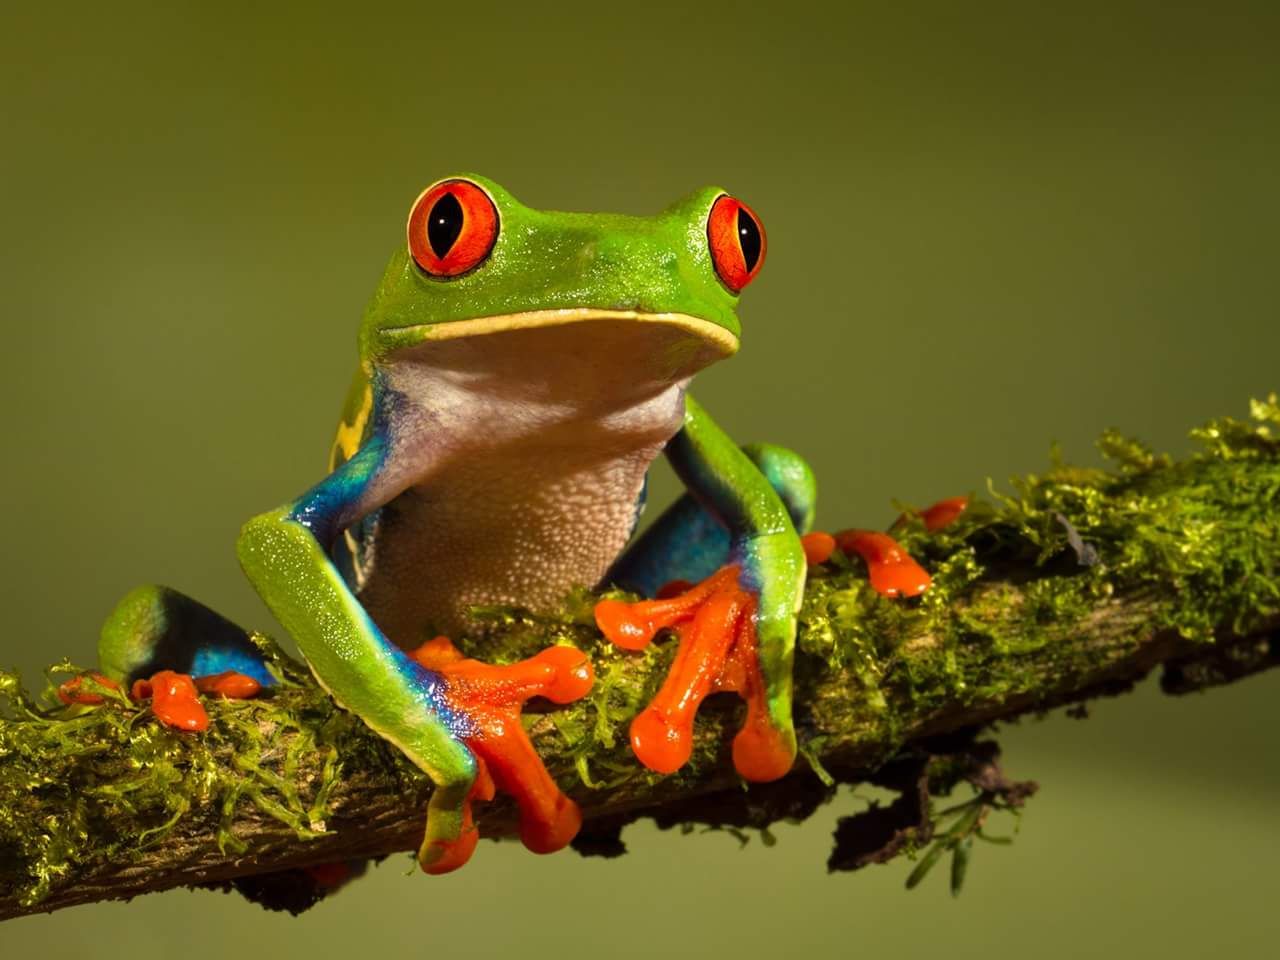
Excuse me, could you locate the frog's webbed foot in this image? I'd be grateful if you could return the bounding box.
[72,585,268,731]
[59,667,265,731]
[409,637,594,874]
[813,495,972,598]
[831,530,932,598]
[594,564,795,782]
[129,669,263,731]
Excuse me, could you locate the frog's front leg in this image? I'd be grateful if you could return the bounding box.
[595,395,807,782]
[236,431,590,873]
[605,441,816,597]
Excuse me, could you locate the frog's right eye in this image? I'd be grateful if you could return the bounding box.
[707,194,766,294]
[407,179,499,278]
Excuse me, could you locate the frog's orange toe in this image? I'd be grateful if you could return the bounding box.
[132,670,209,732]
[732,721,795,783]
[834,529,932,598]
[528,645,595,704]
[519,792,582,855]
[421,756,493,876]
[57,671,120,706]
[194,670,262,699]
[867,557,931,598]
[421,822,481,876]
[800,531,836,566]
[594,598,665,650]
[919,495,970,532]
[630,706,693,775]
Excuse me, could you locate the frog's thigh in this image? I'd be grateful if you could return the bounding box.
[99,585,273,686]
[607,443,815,596]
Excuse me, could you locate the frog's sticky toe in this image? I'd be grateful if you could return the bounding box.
[519,792,582,854]
[593,599,668,650]
[409,636,593,866]
[731,719,795,783]
[420,762,493,875]
[421,827,480,876]
[835,529,932,598]
[131,670,209,731]
[57,671,121,706]
[195,670,263,699]
[528,645,595,704]
[800,531,836,566]
[630,706,694,774]
[595,565,796,782]
[917,495,970,532]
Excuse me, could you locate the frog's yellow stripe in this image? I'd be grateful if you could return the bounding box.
[327,372,376,578]
[329,371,375,472]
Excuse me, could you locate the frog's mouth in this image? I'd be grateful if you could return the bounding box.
[378,308,738,383]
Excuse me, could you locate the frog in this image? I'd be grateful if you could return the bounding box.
[90,174,822,875]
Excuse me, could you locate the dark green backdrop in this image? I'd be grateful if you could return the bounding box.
[3,2,1278,956]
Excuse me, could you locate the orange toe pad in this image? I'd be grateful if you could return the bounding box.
[131,670,209,731]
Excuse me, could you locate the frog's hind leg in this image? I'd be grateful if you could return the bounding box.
[606,442,816,597]
[99,585,274,687]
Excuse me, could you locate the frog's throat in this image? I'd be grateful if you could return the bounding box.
[377,308,739,359]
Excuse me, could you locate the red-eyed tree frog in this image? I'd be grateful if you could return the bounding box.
[90,175,824,874]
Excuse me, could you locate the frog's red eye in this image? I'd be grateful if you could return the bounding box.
[407,179,499,278]
[707,195,766,293]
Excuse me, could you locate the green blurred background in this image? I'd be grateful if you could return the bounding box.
[2,2,1278,956]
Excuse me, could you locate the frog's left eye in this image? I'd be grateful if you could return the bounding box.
[707,195,766,293]
[407,179,499,278]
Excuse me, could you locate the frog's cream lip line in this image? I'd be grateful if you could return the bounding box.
[380,308,740,356]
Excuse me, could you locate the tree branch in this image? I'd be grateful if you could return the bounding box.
[3,398,1278,920]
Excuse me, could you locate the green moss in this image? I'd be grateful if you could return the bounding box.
[788,395,1280,757]
[0,637,422,907]
[2,396,1277,908]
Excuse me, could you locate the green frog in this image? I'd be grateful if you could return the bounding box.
[92,175,818,874]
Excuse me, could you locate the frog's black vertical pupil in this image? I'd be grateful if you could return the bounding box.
[427,191,464,258]
[736,208,762,273]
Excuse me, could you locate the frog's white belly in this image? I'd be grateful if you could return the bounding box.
[351,320,702,645]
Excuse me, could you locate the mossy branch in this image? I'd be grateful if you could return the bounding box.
[3,398,1279,920]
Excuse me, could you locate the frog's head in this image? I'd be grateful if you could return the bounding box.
[359,174,765,385]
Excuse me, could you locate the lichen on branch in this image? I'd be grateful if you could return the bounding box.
[2,397,1278,920]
